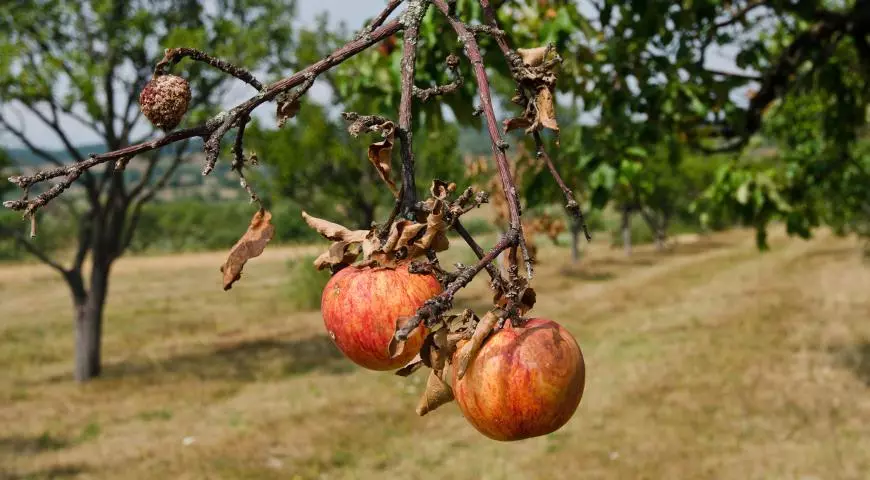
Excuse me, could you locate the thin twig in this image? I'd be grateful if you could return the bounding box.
[533,131,591,241]
[155,47,264,91]
[364,0,405,34]
[414,54,463,102]
[396,229,518,340]
[230,115,261,207]
[452,219,504,288]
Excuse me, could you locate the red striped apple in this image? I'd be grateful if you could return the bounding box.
[453,318,585,441]
[321,262,441,370]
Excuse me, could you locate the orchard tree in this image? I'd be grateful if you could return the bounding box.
[2,0,590,439]
[0,0,296,382]
[583,0,870,248]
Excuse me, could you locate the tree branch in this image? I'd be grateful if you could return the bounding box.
[363,0,405,34]
[155,47,265,91]
[414,54,463,102]
[396,0,428,217]
[532,131,591,241]
[0,225,67,275]
[432,0,527,278]
[4,13,405,216]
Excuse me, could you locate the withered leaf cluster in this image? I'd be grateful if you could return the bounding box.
[221,208,275,290]
[302,180,464,271]
[394,308,510,417]
[503,45,561,135]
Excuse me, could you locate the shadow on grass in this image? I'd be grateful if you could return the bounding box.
[0,433,68,455]
[558,267,616,282]
[835,341,870,387]
[802,245,858,261]
[0,465,85,480]
[40,334,354,385]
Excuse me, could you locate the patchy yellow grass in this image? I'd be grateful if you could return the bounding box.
[1,228,869,479]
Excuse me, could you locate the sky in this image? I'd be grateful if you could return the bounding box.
[1,0,750,151]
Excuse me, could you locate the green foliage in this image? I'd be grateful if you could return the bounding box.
[0,208,76,262]
[284,255,331,311]
[127,199,319,254]
[247,98,463,230]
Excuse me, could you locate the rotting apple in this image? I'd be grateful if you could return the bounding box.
[321,262,442,371]
[452,318,585,441]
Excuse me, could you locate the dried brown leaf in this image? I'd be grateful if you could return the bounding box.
[302,211,368,242]
[367,121,399,197]
[534,86,560,133]
[387,316,413,359]
[416,201,449,252]
[503,116,533,133]
[420,328,448,371]
[517,46,549,67]
[312,241,359,271]
[383,220,425,253]
[455,310,499,379]
[430,180,456,200]
[395,354,424,377]
[416,369,454,416]
[276,96,301,128]
[221,209,275,291]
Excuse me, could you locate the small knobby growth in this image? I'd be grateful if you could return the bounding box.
[3,0,588,426]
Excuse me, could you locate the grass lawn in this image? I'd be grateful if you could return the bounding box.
[1,228,869,479]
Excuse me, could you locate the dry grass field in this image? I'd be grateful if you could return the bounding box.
[1,228,869,479]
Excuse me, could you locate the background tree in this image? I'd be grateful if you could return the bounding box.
[0,0,296,381]
[585,0,870,248]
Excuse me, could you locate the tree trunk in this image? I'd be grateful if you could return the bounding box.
[654,233,665,252]
[73,260,111,382]
[569,217,581,263]
[621,208,632,257]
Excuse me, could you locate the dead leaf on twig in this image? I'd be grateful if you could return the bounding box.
[395,354,424,377]
[276,93,301,128]
[455,310,500,379]
[517,46,549,67]
[367,121,399,197]
[534,86,559,133]
[416,367,454,416]
[416,200,449,252]
[221,208,275,290]
[302,211,368,242]
[388,316,414,359]
[430,179,456,200]
[313,241,359,271]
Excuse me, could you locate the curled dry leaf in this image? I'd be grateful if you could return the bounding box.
[383,220,425,253]
[417,201,449,252]
[388,316,413,359]
[503,116,533,133]
[395,354,424,377]
[221,208,275,291]
[303,211,372,270]
[517,46,549,67]
[416,366,455,416]
[313,241,359,271]
[367,121,399,197]
[420,328,448,371]
[455,310,500,379]
[276,92,301,128]
[430,179,456,200]
[534,86,559,133]
[302,211,368,242]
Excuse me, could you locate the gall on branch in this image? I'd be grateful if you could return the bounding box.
[3,0,589,441]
